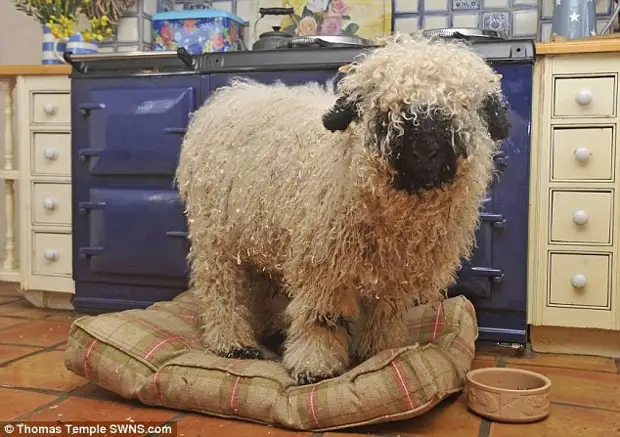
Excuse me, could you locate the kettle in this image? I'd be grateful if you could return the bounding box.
[252,26,294,50]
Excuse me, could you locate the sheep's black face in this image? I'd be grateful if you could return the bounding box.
[375,109,463,194]
[321,94,511,194]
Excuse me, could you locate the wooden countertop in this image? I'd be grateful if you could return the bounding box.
[0,65,71,77]
[536,37,620,55]
[0,41,619,75]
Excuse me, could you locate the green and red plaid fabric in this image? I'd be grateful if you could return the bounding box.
[65,292,478,431]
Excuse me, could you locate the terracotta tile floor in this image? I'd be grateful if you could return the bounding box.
[0,282,619,436]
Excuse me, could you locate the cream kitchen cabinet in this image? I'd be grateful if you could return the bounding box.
[0,66,74,310]
[529,45,620,357]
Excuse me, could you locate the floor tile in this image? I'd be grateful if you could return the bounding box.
[0,344,41,364]
[70,382,127,402]
[357,394,481,436]
[0,296,22,305]
[0,387,58,421]
[0,316,30,330]
[505,363,620,412]
[506,353,617,373]
[0,350,87,391]
[44,312,81,323]
[474,352,498,362]
[26,396,178,421]
[472,359,496,370]
[176,414,311,437]
[489,403,620,437]
[0,319,72,346]
[0,299,50,320]
[0,283,22,297]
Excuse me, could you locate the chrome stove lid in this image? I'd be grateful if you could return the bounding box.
[276,35,376,49]
[422,28,507,41]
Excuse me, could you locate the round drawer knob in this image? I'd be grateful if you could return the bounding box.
[43,148,58,161]
[575,89,593,106]
[44,249,59,261]
[570,274,587,289]
[573,209,589,225]
[43,104,56,115]
[574,147,591,162]
[43,197,57,210]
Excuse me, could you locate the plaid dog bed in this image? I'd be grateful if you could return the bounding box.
[65,292,477,431]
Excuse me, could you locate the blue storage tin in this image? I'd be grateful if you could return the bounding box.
[152,9,246,54]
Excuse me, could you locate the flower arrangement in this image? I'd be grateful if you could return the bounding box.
[279,0,359,37]
[11,0,135,42]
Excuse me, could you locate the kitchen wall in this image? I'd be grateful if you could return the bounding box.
[169,0,618,41]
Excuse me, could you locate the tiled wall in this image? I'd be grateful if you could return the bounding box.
[105,0,618,51]
[99,0,159,52]
[393,0,537,39]
[393,0,616,40]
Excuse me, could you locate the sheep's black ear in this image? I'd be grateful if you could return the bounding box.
[322,96,359,132]
[480,94,511,141]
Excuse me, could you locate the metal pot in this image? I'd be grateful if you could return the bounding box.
[252,26,294,50]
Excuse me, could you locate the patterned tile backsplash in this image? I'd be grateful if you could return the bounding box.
[147,0,616,46]
[393,0,616,40]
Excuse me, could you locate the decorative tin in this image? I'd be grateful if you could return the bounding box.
[152,9,246,54]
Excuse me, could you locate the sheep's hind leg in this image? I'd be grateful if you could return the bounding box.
[195,257,263,360]
[283,290,359,385]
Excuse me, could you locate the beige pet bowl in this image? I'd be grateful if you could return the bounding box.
[466,367,552,423]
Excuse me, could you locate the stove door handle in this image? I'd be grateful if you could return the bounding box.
[480,212,507,229]
[78,103,105,117]
[164,127,188,135]
[78,148,104,164]
[166,231,188,238]
[469,267,504,284]
[79,246,103,259]
[78,201,106,214]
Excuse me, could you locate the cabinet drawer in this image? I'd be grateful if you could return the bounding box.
[33,232,72,276]
[553,76,616,118]
[551,126,614,181]
[32,183,72,226]
[550,190,613,245]
[32,92,71,124]
[32,132,71,176]
[548,252,611,309]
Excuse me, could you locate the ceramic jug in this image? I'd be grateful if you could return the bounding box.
[53,32,99,63]
[42,25,66,65]
[552,0,620,39]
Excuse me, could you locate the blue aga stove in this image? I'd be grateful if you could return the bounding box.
[67,36,534,344]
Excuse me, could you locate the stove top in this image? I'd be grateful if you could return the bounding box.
[66,38,535,78]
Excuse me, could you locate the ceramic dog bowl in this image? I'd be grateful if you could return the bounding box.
[466,367,552,423]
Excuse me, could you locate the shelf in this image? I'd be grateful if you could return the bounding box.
[0,270,21,283]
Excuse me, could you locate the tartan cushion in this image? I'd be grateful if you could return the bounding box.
[65,292,477,431]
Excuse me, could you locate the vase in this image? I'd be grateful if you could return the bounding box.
[52,32,99,64]
[42,25,66,65]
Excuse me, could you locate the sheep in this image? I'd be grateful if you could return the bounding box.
[175,32,511,385]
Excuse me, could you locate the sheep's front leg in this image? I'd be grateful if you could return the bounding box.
[353,297,409,362]
[195,257,262,360]
[283,291,359,385]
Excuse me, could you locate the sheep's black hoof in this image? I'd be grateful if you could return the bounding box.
[223,347,264,360]
[295,372,332,385]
